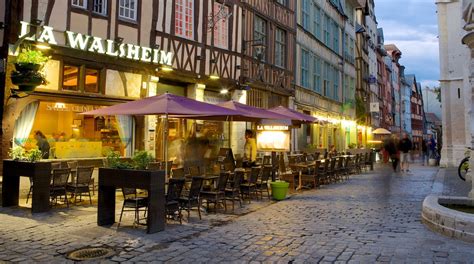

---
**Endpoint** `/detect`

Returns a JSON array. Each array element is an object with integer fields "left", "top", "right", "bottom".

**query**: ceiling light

[
  {"left": 35, "top": 43, "right": 51, "bottom": 50},
  {"left": 220, "top": 89, "right": 228, "bottom": 94},
  {"left": 161, "top": 66, "right": 173, "bottom": 72},
  {"left": 209, "top": 74, "right": 220, "bottom": 80}
]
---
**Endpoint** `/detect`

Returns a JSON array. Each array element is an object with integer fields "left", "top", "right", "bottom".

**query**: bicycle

[{"left": 458, "top": 147, "right": 472, "bottom": 181}]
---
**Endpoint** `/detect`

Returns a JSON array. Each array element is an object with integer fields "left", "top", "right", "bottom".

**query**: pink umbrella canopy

[
  {"left": 81, "top": 93, "right": 244, "bottom": 117},
  {"left": 268, "top": 106, "right": 318, "bottom": 124}
]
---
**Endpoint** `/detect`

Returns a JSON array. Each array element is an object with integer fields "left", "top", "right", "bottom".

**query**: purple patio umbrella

[
  {"left": 81, "top": 93, "right": 246, "bottom": 177},
  {"left": 217, "top": 101, "right": 292, "bottom": 124},
  {"left": 268, "top": 106, "right": 318, "bottom": 125}
]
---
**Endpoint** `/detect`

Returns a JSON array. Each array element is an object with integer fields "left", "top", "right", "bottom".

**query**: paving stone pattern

[{"left": 1, "top": 164, "right": 474, "bottom": 263}]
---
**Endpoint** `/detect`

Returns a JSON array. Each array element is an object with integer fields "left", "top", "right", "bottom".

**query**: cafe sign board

[{"left": 17, "top": 21, "right": 173, "bottom": 66}]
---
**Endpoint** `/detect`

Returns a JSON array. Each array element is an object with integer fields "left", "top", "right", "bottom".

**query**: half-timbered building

[{"left": 0, "top": 0, "right": 244, "bottom": 167}]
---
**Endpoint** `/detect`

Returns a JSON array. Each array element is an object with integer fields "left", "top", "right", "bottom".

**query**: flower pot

[
  {"left": 270, "top": 181, "right": 289, "bottom": 201},
  {"left": 15, "top": 63, "right": 41, "bottom": 72}
]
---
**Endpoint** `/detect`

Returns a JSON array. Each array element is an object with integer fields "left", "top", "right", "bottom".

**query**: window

[
  {"left": 175, "top": 0, "right": 193, "bottom": 39},
  {"left": 301, "top": 0, "right": 310, "bottom": 29},
  {"left": 254, "top": 16, "right": 267, "bottom": 61},
  {"left": 333, "top": 68, "right": 339, "bottom": 101},
  {"left": 62, "top": 64, "right": 101, "bottom": 94},
  {"left": 323, "top": 62, "right": 330, "bottom": 96},
  {"left": 85, "top": 68, "right": 99, "bottom": 93},
  {"left": 276, "top": 0, "right": 287, "bottom": 6},
  {"left": 63, "top": 65, "right": 80, "bottom": 91},
  {"left": 313, "top": 56, "right": 321, "bottom": 93},
  {"left": 349, "top": 38, "right": 355, "bottom": 59},
  {"left": 301, "top": 49, "right": 310, "bottom": 88},
  {"left": 212, "top": 2, "right": 229, "bottom": 48},
  {"left": 324, "top": 15, "right": 331, "bottom": 47},
  {"left": 93, "top": 0, "right": 107, "bottom": 15},
  {"left": 119, "top": 0, "right": 137, "bottom": 21},
  {"left": 72, "top": 0, "right": 87, "bottom": 9},
  {"left": 333, "top": 22, "right": 339, "bottom": 53},
  {"left": 275, "top": 28, "right": 286, "bottom": 68},
  {"left": 312, "top": 4, "right": 321, "bottom": 40}
]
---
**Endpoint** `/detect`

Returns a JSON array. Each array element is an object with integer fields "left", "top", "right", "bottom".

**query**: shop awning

[{"left": 268, "top": 106, "right": 319, "bottom": 124}]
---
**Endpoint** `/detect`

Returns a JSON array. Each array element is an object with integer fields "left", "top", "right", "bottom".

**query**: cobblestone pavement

[{"left": 1, "top": 164, "right": 474, "bottom": 263}]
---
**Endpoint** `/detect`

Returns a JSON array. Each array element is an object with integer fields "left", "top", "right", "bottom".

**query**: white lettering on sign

[
  {"left": 19, "top": 21, "right": 174, "bottom": 66},
  {"left": 256, "top": 125, "right": 289, "bottom": 131}
]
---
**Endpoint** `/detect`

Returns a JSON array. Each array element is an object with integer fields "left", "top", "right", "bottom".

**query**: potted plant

[
  {"left": 8, "top": 146, "right": 42, "bottom": 162},
  {"left": 98, "top": 151, "right": 165, "bottom": 233},
  {"left": 10, "top": 48, "right": 49, "bottom": 92}
]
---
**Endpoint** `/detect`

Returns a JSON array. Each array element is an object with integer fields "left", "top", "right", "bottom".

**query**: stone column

[{"left": 461, "top": 0, "right": 474, "bottom": 197}]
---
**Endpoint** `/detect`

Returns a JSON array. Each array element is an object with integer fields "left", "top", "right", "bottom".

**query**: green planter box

[{"left": 270, "top": 181, "right": 289, "bottom": 201}]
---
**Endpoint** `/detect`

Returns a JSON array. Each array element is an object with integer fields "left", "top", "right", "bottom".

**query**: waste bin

[{"left": 270, "top": 181, "right": 289, "bottom": 201}]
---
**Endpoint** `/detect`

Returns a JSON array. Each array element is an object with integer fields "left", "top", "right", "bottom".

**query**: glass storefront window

[
  {"left": 62, "top": 65, "right": 80, "bottom": 91},
  {"left": 85, "top": 68, "right": 99, "bottom": 93},
  {"left": 18, "top": 102, "right": 134, "bottom": 159}
]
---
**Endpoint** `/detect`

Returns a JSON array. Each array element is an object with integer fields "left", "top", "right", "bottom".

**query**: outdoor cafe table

[
  {"left": 292, "top": 162, "right": 316, "bottom": 191},
  {"left": 2, "top": 160, "right": 52, "bottom": 213}
]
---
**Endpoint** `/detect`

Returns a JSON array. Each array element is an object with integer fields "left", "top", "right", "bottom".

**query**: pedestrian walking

[
  {"left": 384, "top": 135, "right": 399, "bottom": 172},
  {"left": 399, "top": 133, "right": 413, "bottom": 172},
  {"left": 422, "top": 137, "right": 428, "bottom": 165},
  {"left": 427, "top": 134, "right": 437, "bottom": 159}
]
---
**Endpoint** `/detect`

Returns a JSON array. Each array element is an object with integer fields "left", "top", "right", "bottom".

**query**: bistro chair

[
  {"left": 225, "top": 170, "right": 244, "bottom": 212},
  {"left": 50, "top": 168, "right": 71, "bottom": 208},
  {"left": 118, "top": 188, "right": 149, "bottom": 229},
  {"left": 278, "top": 155, "right": 297, "bottom": 192},
  {"left": 166, "top": 178, "right": 185, "bottom": 224},
  {"left": 301, "top": 160, "right": 320, "bottom": 188},
  {"left": 171, "top": 167, "right": 185, "bottom": 179},
  {"left": 147, "top": 162, "right": 162, "bottom": 171},
  {"left": 66, "top": 166, "right": 94, "bottom": 205},
  {"left": 240, "top": 167, "right": 260, "bottom": 203},
  {"left": 187, "top": 165, "right": 201, "bottom": 177},
  {"left": 200, "top": 172, "right": 229, "bottom": 213},
  {"left": 26, "top": 162, "right": 62, "bottom": 204},
  {"left": 335, "top": 157, "right": 345, "bottom": 182},
  {"left": 318, "top": 159, "right": 330, "bottom": 185},
  {"left": 256, "top": 166, "right": 272, "bottom": 199},
  {"left": 179, "top": 176, "right": 204, "bottom": 221}
]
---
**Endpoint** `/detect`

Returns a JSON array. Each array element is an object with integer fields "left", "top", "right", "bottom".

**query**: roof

[
  {"left": 405, "top": 74, "right": 416, "bottom": 86},
  {"left": 425, "top": 112, "right": 442, "bottom": 126}
]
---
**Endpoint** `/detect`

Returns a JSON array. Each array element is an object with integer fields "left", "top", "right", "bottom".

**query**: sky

[{"left": 375, "top": 0, "right": 439, "bottom": 88}]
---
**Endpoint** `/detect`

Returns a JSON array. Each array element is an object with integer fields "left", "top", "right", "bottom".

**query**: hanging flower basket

[{"left": 9, "top": 48, "right": 50, "bottom": 93}]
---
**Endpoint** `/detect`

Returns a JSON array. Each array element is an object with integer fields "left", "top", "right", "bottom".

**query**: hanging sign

[{"left": 18, "top": 21, "right": 173, "bottom": 66}]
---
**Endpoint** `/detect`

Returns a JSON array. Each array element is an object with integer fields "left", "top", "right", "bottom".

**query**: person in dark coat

[
  {"left": 384, "top": 135, "right": 399, "bottom": 172},
  {"left": 398, "top": 133, "right": 413, "bottom": 173}
]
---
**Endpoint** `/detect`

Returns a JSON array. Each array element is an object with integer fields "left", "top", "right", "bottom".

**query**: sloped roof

[{"left": 426, "top": 112, "right": 442, "bottom": 126}]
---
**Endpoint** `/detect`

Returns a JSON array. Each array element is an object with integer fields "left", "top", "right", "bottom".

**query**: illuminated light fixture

[
  {"left": 220, "top": 88, "right": 228, "bottom": 94},
  {"left": 150, "top": 76, "right": 160, "bottom": 82},
  {"left": 161, "top": 66, "right": 173, "bottom": 72},
  {"left": 35, "top": 43, "right": 51, "bottom": 50},
  {"left": 209, "top": 74, "right": 220, "bottom": 80},
  {"left": 197, "top": 83, "right": 206, "bottom": 89}
]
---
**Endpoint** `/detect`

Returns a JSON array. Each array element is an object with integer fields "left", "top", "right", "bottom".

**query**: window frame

[
  {"left": 333, "top": 22, "right": 339, "bottom": 54},
  {"left": 211, "top": 2, "right": 229, "bottom": 49},
  {"left": 301, "top": 49, "right": 310, "bottom": 88},
  {"left": 118, "top": 0, "right": 138, "bottom": 22},
  {"left": 175, "top": 0, "right": 194, "bottom": 40},
  {"left": 275, "top": 27, "right": 286, "bottom": 68},
  {"left": 253, "top": 15, "right": 267, "bottom": 61},
  {"left": 312, "top": 4, "right": 321, "bottom": 40},
  {"left": 301, "top": 0, "right": 310, "bottom": 29},
  {"left": 72, "top": 0, "right": 87, "bottom": 9},
  {"left": 61, "top": 62, "right": 103, "bottom": 94},
  {"left": 313, "top": 55, "right": 321, "bottom": 94},
  {"left": 93, "top": 0, "right": 108, "bottom": 15},
  {"left": 323, "top": 14, "right": 331, "bottom": 47}
]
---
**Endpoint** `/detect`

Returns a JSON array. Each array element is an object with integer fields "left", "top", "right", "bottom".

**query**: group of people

[{"left": 383, "top": 133, "right": 439, "bottom": 173}]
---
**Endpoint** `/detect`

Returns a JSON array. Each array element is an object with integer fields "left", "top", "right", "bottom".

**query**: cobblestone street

[{"left": 1, "top": 164, "right": 474, "bottom": 263}]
